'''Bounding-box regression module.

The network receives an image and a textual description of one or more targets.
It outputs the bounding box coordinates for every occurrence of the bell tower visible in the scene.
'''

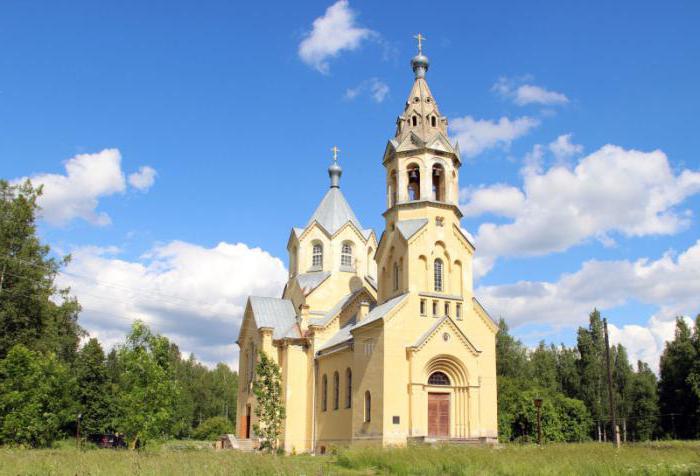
[376,36,472,305]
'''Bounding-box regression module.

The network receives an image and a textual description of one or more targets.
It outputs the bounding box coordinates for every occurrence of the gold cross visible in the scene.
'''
[331,145,340,162]
[414,33,426,54]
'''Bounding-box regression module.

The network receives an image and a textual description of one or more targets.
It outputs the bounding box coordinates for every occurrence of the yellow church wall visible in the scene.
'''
[278,343,313,453]
[315,348,354,450]
[350,323,385,446]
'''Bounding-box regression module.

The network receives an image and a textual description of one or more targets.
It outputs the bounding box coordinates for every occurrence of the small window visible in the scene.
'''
[312,243,323,269]
[432,300,438,316]
[341,242,353,269]
[420,299,427,316]
[322,374,328,411]
[393,262,400,291]
[412,116,417,127]
[364,391,372,422]
[431,116,437,127]
[346,368,352,409]
[444,302,450,317]
[428,371,451,386]
[333,372,340,410]
[434,259,444,292]
[393,416,400,424]
[435,217,444,227]
[456,303,462,320]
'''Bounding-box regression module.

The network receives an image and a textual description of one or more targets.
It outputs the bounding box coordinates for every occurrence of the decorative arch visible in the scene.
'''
[432,163,446,201]
[424,355,469,387]
[388,170,398,207]
[406,162,421,201]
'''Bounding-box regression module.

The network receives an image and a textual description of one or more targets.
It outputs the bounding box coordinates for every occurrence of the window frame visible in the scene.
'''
[321,374,328,411]
[345,368,352,409]
[341,242,353,269]
[312,243,323,269]
[434,259,443,292]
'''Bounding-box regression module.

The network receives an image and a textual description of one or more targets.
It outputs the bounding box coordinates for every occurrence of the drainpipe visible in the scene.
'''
[311,357,318,454]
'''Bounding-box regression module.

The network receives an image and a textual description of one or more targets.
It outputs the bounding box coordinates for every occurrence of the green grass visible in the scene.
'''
[1,440,699,475]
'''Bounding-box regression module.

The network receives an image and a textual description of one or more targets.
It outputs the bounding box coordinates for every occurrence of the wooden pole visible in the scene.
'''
[603,318,621,448]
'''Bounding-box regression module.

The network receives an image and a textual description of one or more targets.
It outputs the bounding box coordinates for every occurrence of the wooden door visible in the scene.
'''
[428,393,450,437]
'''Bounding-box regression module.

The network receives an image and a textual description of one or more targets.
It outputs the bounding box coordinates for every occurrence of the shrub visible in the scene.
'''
[192,416,233,440]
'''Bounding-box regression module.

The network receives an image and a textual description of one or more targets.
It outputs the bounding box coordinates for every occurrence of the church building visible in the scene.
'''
[236,41,499,453]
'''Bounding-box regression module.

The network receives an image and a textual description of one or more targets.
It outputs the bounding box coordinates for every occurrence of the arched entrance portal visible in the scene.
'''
[423,356,470,439]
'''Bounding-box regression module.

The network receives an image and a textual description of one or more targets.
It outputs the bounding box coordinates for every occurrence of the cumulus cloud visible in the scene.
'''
[548,134,583,161]
[476,240,700,370]
[57,241,288,368]
[344,78,390,103]
[298,0,375,74]
[449,116,540,158]
[128,166,157,191]
[12,149,156,226]
[463,144,700,264]
[493,76,569,106]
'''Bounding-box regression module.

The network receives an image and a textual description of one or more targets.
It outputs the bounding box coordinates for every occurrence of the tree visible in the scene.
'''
[74,338,111,437]
[530,342,558,392]
[659,317,699,439]
[0,345,76,447]
[252,351,285,452]
[0,180,82,362]
[113,321,180,449]
[496,318,529,379]
[612,344,633,438]
[577,310,607,439]
[628,360,658,441]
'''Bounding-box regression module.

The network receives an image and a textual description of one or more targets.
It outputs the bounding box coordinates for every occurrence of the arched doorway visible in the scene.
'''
[427,371,451,437]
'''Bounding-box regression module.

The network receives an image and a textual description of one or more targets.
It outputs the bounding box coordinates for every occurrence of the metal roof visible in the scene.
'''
[307,290,363,328]
[248,296,297,340]
[396,219,428,241]
[316,316,356,352]
[295,271,331,295]
[352,293,408,330]
[307,187,364,236]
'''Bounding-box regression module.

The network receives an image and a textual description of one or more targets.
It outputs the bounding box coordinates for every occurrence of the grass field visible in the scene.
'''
[1,440,699,475]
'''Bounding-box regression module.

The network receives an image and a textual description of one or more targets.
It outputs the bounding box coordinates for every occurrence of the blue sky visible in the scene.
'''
[2,0,699,368]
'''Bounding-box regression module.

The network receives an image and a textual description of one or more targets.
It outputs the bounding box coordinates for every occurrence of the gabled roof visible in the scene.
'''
[409,316,481,356]
[316,317,356,353]
[308,187,364,236]
[352,293,408,331]
[294,271,331,295]
[396,218,428,241]
[248,296,297,340]
[308,289,364,328]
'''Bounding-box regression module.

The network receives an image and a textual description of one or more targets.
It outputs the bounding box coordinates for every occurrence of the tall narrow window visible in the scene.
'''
[345,368,352,408]
[431,116,437,127]
[322,374,328,411]
[312,243,323,269]
[444,302,450,317]
[432,164,445,201]
[434,259,443,292]
[364,391,371,422]
[412,116,417,127]
[333,372,340,410]
[432,300,438,316]
[456,303,462,320]
[407,165,420,201]
[341,242,353,269]
[393,262,399,291]
[420,299,427,316]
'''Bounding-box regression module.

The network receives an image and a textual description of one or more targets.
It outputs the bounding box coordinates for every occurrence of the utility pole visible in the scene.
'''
[534,398,543,445]
[603,318,621,448]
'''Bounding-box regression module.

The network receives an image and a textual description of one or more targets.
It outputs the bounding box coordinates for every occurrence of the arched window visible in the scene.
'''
[393,262,399,291]
[312,243,323,269]
[428,371,451,386]
[364,391,371,422]
[345,368,352,408]
[389,170,398,207]
[431,116,437,127]
[322,374,328,411]
[407,165,420,200]
[434,259,443,292]
[412,116,417,127]
[341,242,353,269]
[333,371,340,410]
[432,164,445,201]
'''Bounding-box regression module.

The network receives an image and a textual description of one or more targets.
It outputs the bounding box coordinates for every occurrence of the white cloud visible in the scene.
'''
[477,240,700,370]
[13,149,156,226]
[128,166,157,191]
[548,134,583,161]
[449,115,540,158]
[344,78,389,103]
[57,241,288,368]
[493,76,569,106]
[298,0,375,74]
[463,144,700,263]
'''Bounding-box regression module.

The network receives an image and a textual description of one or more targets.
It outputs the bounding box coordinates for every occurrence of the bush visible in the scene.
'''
[192,416,233,440]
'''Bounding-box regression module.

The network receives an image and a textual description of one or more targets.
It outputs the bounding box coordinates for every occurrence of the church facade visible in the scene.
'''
[236,44,498,453]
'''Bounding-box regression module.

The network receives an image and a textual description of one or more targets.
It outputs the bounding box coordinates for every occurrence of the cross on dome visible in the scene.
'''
[414,33,425,55]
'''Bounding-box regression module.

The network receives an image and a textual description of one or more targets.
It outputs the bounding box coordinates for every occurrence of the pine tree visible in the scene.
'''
[74,338,111,437]
[0,180,82,361]
[576,310,607,439]
[659,317,699,439]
